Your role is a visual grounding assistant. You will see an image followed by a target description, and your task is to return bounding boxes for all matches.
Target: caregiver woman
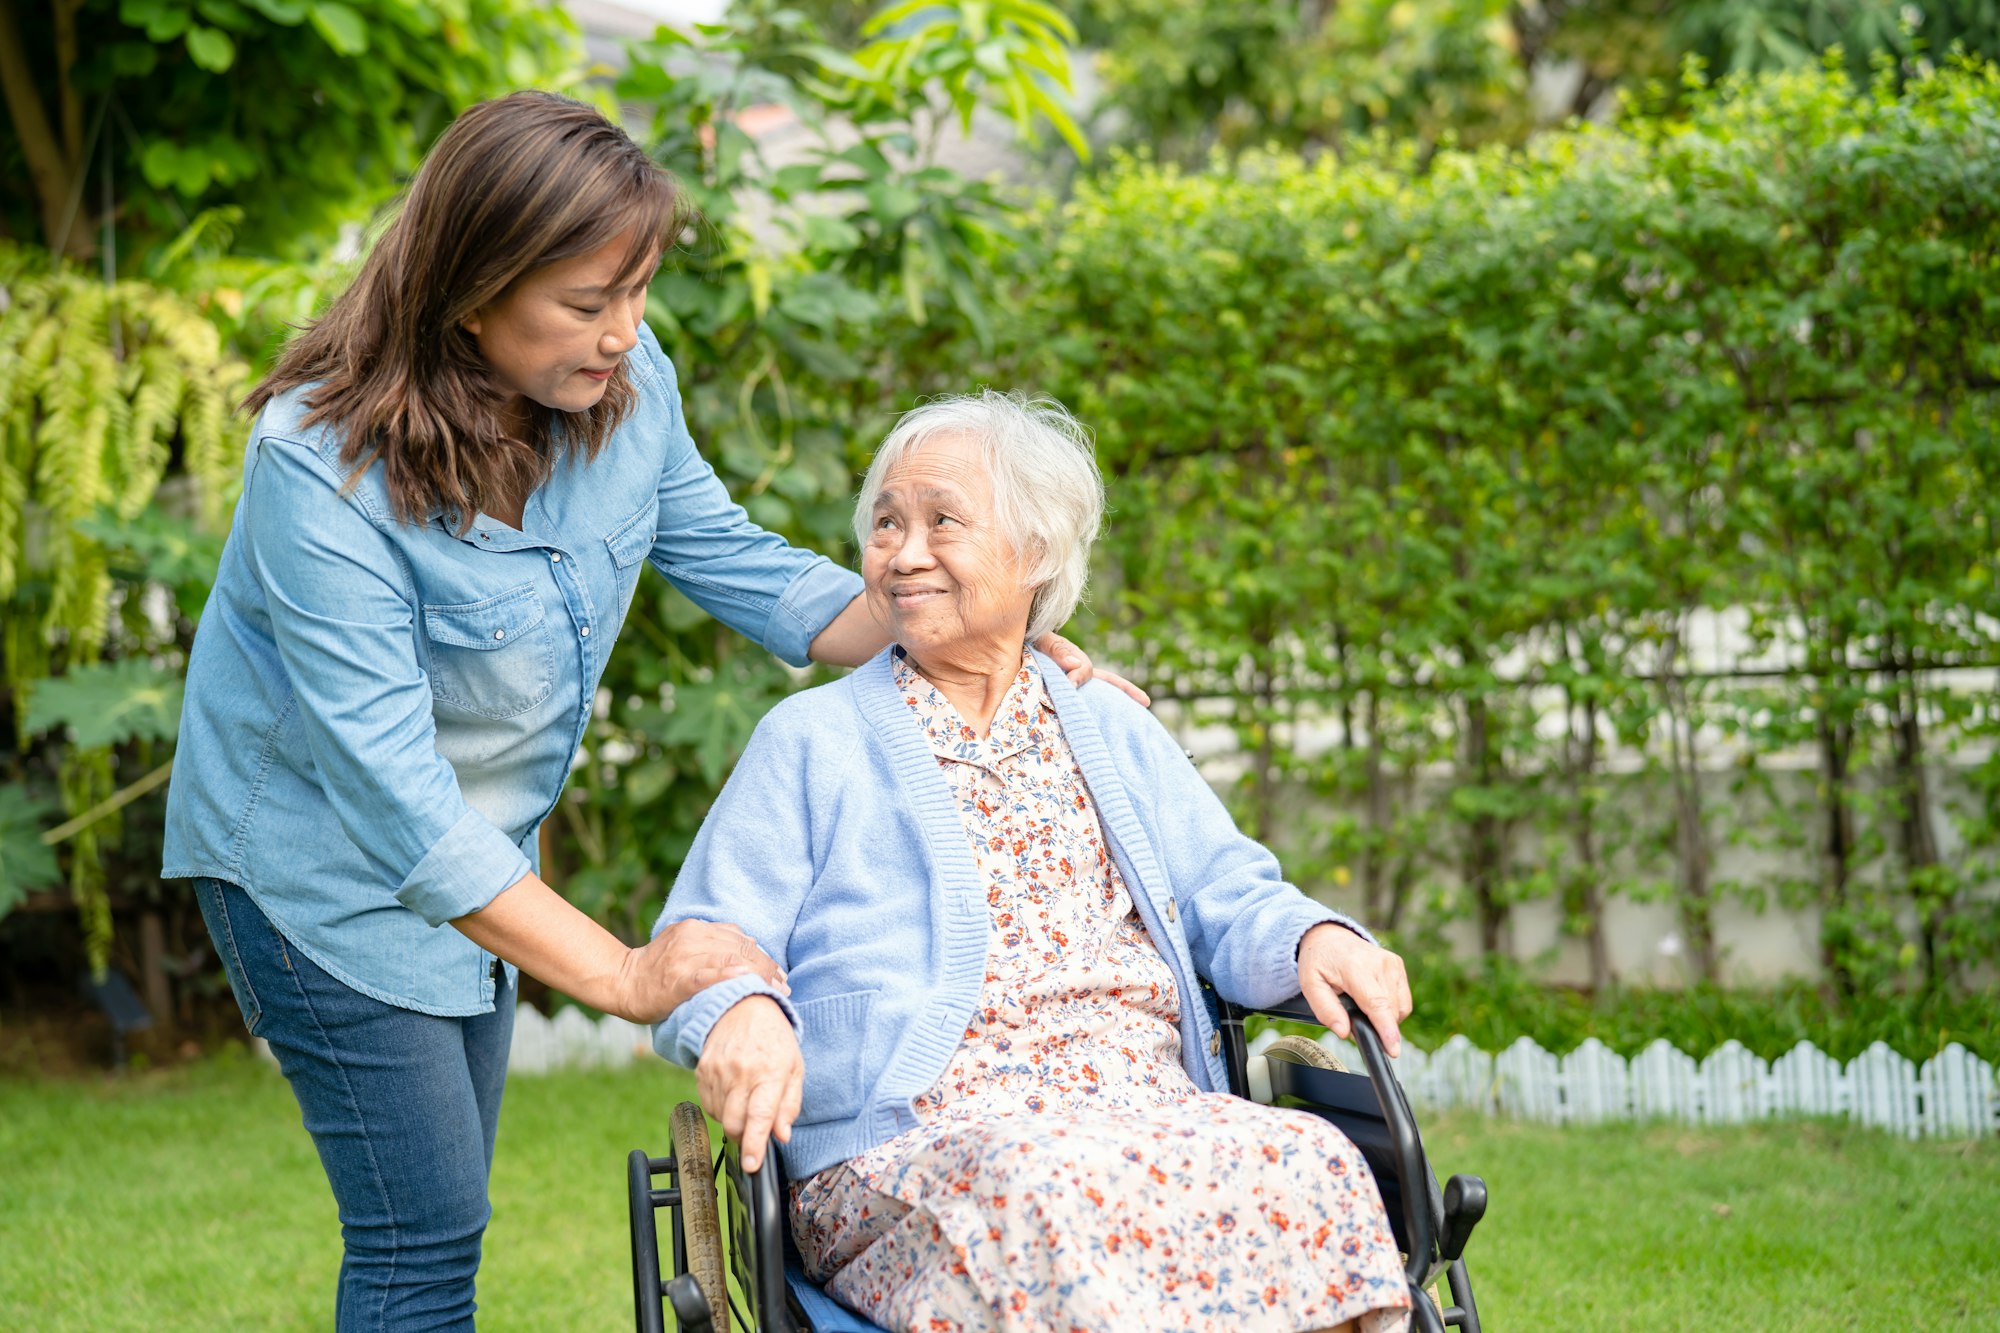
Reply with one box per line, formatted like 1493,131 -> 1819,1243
162,91 -> 1128,1331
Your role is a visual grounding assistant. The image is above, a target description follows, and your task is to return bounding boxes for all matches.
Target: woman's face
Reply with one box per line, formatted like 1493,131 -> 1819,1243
463,231 -> 659,421
863,433 -> 1035,664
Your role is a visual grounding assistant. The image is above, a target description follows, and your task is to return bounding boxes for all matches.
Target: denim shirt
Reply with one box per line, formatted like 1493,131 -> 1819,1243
162,324 -> 863,1016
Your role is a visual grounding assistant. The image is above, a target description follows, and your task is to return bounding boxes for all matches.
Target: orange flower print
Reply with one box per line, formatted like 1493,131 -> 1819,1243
788,650 -> 1411,1333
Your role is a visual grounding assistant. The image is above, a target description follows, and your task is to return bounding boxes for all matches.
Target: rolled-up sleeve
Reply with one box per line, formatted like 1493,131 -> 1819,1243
243,437 -> 531,926
645,352 -> 863,666
400,810 -> 537,924
654,972 -> 798,1069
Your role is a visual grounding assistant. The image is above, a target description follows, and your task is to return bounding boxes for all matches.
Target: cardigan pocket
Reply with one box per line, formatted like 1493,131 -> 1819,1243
795,989 -> 879,1122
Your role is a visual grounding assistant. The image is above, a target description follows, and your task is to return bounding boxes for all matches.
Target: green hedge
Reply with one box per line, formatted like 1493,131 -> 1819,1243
1007,57 -> 2000,999
1395,959 -> 2000,1064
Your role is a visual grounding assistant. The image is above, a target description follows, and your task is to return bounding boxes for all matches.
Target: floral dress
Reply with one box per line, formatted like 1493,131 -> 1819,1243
791,649 -> 1411,1333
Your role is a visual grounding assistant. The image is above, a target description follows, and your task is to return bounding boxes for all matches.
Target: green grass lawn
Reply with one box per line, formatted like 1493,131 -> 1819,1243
3,1046 -> 1995,1330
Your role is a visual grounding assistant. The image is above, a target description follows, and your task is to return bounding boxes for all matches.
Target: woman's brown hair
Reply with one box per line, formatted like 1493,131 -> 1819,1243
244,90 -> 681,529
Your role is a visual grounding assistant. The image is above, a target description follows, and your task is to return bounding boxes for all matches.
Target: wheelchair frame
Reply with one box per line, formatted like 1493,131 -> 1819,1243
630,994 -> 1485,1333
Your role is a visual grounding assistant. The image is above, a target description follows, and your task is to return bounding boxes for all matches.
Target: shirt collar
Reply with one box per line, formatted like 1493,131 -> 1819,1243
893,645 -> 1053,768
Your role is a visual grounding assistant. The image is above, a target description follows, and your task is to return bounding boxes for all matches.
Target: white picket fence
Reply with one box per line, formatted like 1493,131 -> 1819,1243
504,1005 -> 1999,1140
1245,1029 -> 1999,1140
508,1003 -> 654,1075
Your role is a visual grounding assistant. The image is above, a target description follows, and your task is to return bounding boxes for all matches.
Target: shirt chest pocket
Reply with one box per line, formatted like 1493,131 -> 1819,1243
423,584 -> 557,719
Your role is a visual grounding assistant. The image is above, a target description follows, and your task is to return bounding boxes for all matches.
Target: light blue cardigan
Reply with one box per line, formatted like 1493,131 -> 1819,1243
650,648 -> 1368,1179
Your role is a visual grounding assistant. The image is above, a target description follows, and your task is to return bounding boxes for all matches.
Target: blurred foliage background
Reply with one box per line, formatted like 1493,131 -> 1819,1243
2,0 -> 1997,1060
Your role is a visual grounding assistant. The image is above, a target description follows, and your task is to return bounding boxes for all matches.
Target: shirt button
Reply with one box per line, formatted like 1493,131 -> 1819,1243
579,625 -> 591,638
493,629 -> 505,641
550,552 -> 562,563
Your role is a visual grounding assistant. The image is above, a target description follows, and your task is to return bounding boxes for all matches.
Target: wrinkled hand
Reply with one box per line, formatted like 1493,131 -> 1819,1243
615,920 -> 788,1025
697,996 -> 803,1173
1034,631 -> 1151,707
1297,923 -> 1413,1058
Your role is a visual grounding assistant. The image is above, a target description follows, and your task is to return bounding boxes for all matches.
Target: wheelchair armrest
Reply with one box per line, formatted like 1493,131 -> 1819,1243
1219,993 -> 1446,1289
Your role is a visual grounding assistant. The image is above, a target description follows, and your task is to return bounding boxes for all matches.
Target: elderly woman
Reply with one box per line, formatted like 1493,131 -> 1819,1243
652,393 -> 1414,1333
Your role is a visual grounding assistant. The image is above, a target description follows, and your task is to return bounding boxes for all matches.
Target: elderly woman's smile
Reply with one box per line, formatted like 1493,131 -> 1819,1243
862,431 -> 1039,697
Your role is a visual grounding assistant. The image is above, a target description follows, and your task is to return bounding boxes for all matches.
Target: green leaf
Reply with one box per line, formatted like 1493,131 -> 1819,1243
0,787 -> 62,914
140,140 -> 214,196
143,1 -> 192,41
195,0 -> 248,27
775,331 -> 862,381
799,213 -> 862,252
772,163 -> 825,199
659,675 -> 764,785
308,0 -> 368,55
74,508 -> 225,592
621,758 -> 677,808
860,0 -> 938,39
243,0 -> 308,22
809,47 -> 876,83
109,41 -> 160,76
185,25 -> 237,71
998,0 -> 1077,44
23,659 -> 185,750
173,149 -> 212,196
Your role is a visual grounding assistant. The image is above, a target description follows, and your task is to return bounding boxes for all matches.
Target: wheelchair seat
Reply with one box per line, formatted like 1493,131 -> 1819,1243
629,994 -> 1484,1333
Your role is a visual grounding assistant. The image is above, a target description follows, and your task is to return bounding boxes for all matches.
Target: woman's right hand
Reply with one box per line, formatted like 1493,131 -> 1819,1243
613,919 -> 789,1024
697,995 -> 804,1172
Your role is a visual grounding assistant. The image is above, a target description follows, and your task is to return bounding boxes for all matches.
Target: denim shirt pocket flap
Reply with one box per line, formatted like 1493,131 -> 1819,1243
794,989 -> 878,1123
423,584 -> 555,718
424,584 -> 546,650
605,502 -> 658,571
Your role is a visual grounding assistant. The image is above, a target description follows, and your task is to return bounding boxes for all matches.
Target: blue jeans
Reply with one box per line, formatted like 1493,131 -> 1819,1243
196,877 -> 515,1331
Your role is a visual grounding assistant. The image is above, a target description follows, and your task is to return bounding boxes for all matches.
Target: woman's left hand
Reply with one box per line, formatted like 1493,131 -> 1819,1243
1297,923 -> 1413,1058
698,995 -> 804,1174
1035,631 -> 1151,707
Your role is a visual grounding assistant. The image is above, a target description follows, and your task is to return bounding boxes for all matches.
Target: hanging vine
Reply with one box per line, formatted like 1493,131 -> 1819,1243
0,241 -> 245,965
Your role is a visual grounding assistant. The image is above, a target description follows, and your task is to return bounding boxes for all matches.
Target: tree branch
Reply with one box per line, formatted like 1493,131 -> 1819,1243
0,0 -> 77,252
54,0 -> 79,164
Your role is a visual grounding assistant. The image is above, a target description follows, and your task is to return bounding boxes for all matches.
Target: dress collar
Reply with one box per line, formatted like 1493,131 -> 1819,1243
892,645 -> 1052,769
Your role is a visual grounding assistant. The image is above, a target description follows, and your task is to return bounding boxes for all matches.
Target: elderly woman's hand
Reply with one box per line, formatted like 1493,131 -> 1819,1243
1035,631 -> 1151,707
1297,924 -> 1413,1059
697,995 -> 803,1173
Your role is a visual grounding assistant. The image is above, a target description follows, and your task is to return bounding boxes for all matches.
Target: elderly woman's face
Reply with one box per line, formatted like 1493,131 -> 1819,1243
863,433 -> 1035,661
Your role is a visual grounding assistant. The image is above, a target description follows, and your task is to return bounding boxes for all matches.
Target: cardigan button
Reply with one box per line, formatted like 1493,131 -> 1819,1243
1166,897 -> 1178,923
1208,1030 -> 1221,1056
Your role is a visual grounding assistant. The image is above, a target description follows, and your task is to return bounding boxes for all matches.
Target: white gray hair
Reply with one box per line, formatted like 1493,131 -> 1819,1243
854,390 -> 1104,641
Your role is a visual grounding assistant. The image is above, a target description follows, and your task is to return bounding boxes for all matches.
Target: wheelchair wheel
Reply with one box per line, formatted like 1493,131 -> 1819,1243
1265,1034 -> 1348,1072
671,1100 -> 731,1333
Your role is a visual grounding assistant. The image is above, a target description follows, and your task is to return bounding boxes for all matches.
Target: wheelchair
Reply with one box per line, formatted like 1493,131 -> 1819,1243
628,992 -> 1486,1333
